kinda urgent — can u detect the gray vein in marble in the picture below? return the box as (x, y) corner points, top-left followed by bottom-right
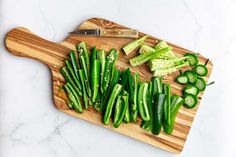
(39, 118), (70, 143)
(0, 122), (26, 145)
(38, 118), (80, 156)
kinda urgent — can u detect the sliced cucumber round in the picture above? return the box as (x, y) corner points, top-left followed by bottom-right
(183, 94), (198, 109)
(194, 77), (206, 91)
(193, 64), (208, 76)
(175, 74), (189, 85)
(184, 70), (197, 84)
(184, 53), (198, 66)
(183, 84), (199, 96)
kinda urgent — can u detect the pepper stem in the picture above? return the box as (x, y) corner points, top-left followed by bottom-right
(205, 59), (209, 66)
(207, 81), (215, 86)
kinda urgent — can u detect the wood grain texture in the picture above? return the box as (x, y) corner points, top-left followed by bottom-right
(5, 18), (213, 154)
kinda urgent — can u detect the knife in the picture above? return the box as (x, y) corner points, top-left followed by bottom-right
(69, 29), (139, 38)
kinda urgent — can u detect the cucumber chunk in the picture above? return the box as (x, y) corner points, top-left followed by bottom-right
(183, 84), (199, 96)
(184, 70), (197, 84)
(183, 94), (198, 109)
(193, 64), (208, 76)
(122, 35), (148, 55)
(175, 74), (189, 84)
(184, 53), (198, 66)
(194, 77), (206, 91)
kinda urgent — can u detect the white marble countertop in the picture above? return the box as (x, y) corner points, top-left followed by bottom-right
(1, 0), (236, 156)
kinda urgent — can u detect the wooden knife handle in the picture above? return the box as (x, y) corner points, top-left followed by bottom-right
(100, 29), (139, 38)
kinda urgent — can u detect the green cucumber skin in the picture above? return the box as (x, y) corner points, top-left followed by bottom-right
(184, 70), (198, 84)
(183, 94), (198, 109)
(195, 77), (206, 91)
(175, 74), (189, 85)
(193, 64), (208, 76)
(123, 35), (148, 55)
(184, 53), (199, 66)
(183, 84), (199, 96)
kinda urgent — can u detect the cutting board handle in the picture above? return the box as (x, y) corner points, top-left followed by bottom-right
(5, 27), (68, 69)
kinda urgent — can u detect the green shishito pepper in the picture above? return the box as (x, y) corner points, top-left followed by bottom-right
(97, 49), (106, 93)
(91, 47), (101, 102)
(126, 68), (134, 103)
(77, 42), (90, 74)
(69, 50), (80, 80)
(138, 82), (150, 121)
(79, 69), (89, 110)
(103, 84), (122, 125)
(152, 93), (166, 135)
(141, 77), (162, 132)
(124, 68), (134, 123)
(65, 60), (82, 92)
(123, 91), (130, 124)
(79, 55), (92, 98)
(163, 84), (171, 134)
(131, 73), (139, 122)
(140, 90), (153, 131)
(163, 84), (171, 126)
(113, 91), (129, 128)
(101, 49), (119, 94)
(100, 69), (121, 113)
(163, 95), (184, 134)
(117, 69), (130, 123)
(67, 102), (74, 109)
(61, 66), (82, 96)
(64, 82), (83, 113)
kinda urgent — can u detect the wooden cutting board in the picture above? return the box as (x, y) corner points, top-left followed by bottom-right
(5, 17), (213, 153)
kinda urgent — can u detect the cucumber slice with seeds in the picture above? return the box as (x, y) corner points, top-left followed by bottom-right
(175, 74), (189, 84)
(184, 53), (198, 66)
(183, 94), (198, 109)
(184, 70), (197, 84)
(183, 84), (199, 96)
(193, 64), (208, 76)
(194, 77), (206, 91)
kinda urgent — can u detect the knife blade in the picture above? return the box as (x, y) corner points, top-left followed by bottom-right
(69, 29), (139, 38)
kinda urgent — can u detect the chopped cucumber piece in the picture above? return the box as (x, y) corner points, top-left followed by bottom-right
(147, 57), (189, 71)
(193, 64), (208, 76)
(175, 74), (189, 84)
(183, 84), (199, 96)
(153, 61), (189, 77)
(183, 94), (198, 109)
(129, 47), (171, 66)
(155, 41), (176, 59)
(139, 44), (155, 54)
(194, 77), (206, 91)
(154, 41), (169, 49)
(184, 70), (197, 84)
(184, 53), (198, 66)
(123, 35), (148, 55)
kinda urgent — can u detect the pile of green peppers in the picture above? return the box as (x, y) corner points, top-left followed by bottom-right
(61, 42), (184, 135)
